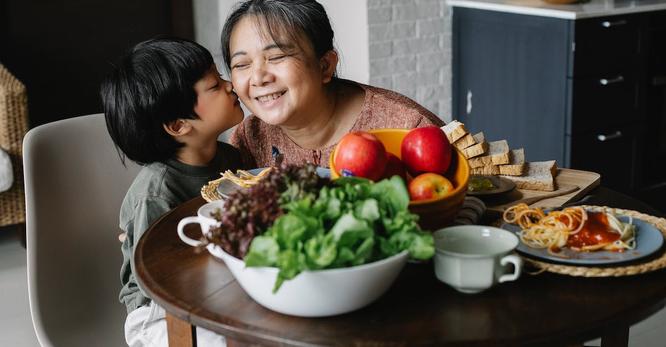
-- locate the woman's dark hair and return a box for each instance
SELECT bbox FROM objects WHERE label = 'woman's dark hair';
[221,0,335,71]
[100,37,213,165]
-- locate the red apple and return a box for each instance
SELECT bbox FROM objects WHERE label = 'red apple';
[401,126,452,176]
[334,131,388,181]
[408,173,454,201]
[382,153,408,181]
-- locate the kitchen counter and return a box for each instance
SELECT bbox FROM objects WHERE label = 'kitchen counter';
[447,0,666,19]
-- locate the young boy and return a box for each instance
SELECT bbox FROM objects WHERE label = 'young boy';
[100,38,243,346]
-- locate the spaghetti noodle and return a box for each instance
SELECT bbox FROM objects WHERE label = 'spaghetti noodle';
[220,168,272,188]
[503,203,636,255]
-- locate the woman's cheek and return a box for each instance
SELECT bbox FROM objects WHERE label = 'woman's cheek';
[232,82,251,106]
[231,70,248,91]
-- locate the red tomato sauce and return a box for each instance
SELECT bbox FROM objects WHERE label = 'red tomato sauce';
[566,212,620,249]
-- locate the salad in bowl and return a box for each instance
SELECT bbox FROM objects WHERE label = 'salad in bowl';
[180,162,434,316]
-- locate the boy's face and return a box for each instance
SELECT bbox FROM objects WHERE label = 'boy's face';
[192,65,244,137]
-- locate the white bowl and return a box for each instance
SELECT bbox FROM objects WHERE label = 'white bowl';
[207,245,409,317]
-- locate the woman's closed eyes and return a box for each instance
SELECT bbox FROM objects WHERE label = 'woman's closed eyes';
[231,54,291,70]
[268,54,287,62]
[231,62,249,70]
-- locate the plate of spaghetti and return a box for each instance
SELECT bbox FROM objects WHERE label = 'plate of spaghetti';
[500,203,664,265]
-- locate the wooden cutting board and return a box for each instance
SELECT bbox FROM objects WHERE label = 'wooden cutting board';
[483,168,601,214]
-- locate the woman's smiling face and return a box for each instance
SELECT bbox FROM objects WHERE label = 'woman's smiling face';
[229,15,330,127]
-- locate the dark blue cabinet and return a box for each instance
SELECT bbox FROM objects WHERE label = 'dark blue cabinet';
[452,8,665,196]
[453,9,570,166]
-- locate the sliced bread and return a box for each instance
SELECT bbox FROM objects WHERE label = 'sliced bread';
[462,132,488,159]
[441,120,468,144]
[498,148,526,176]
[453,133,476,150]
[467,140,510,168]
[502,160,558,191]
[470,165,499,176]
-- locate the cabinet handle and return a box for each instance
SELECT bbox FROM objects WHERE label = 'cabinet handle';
[601,19,627,28]
[599,76,624,85]
[597,131,623,142]
[653,76,666,86]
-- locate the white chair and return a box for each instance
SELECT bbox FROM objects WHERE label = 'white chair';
[23,114,141,347]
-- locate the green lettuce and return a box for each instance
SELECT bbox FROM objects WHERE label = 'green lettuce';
[244,175,435,292]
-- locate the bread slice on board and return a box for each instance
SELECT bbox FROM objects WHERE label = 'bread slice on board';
[502,160,558,191]
[499,148,526,176]
[471,165,499,176]
[467,140,510,168]
[462,132,488,159]
[453,133,476,150]
[441,121,468,144]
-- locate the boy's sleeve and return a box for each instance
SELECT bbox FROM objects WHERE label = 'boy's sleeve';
[128,197,173,286]
[131,197,173,244]
[119,196,174,309]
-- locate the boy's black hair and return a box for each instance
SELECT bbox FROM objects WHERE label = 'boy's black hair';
[100,37,214,165]
[221,0,335,72]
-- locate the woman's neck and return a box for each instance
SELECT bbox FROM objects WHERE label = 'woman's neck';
[281,82,364,150]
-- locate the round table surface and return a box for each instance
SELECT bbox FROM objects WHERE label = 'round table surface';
[135,189,666,346]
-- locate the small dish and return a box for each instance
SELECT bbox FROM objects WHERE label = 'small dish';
[215,169,261,199]
[216,167,331,199]
[467,175,516,197]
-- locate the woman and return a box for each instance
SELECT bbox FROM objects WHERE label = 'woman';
[223,0,444,168]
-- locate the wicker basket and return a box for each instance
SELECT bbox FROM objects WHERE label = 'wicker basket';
[0,64,29,227]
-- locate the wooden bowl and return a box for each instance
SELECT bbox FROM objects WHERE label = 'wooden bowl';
[330,129,470,231]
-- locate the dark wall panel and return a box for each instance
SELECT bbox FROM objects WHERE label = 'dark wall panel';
[0,0,193,128]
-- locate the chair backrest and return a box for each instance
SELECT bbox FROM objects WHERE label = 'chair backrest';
[23,114,141,347]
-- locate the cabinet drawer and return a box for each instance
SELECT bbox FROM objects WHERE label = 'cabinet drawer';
[570,125,638,192]
[648,10,666,30]
[573,15,641,77]
[570,73,640,133]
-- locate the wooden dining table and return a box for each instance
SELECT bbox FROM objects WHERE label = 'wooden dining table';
[134,186,666,347]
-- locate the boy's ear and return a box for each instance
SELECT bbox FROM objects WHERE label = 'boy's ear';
[320,50,338,84]
[163,119,193,137]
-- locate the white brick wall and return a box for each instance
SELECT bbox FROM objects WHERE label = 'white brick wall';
[368,0,452,122]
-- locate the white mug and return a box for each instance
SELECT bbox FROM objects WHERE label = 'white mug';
[433,225,522,294]
[177,200,225,247]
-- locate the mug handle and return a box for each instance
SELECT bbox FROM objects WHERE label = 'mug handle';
[498,254,523,283]
[177,216,208,247]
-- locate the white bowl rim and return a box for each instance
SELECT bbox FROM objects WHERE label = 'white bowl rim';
[210,244,409,274]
